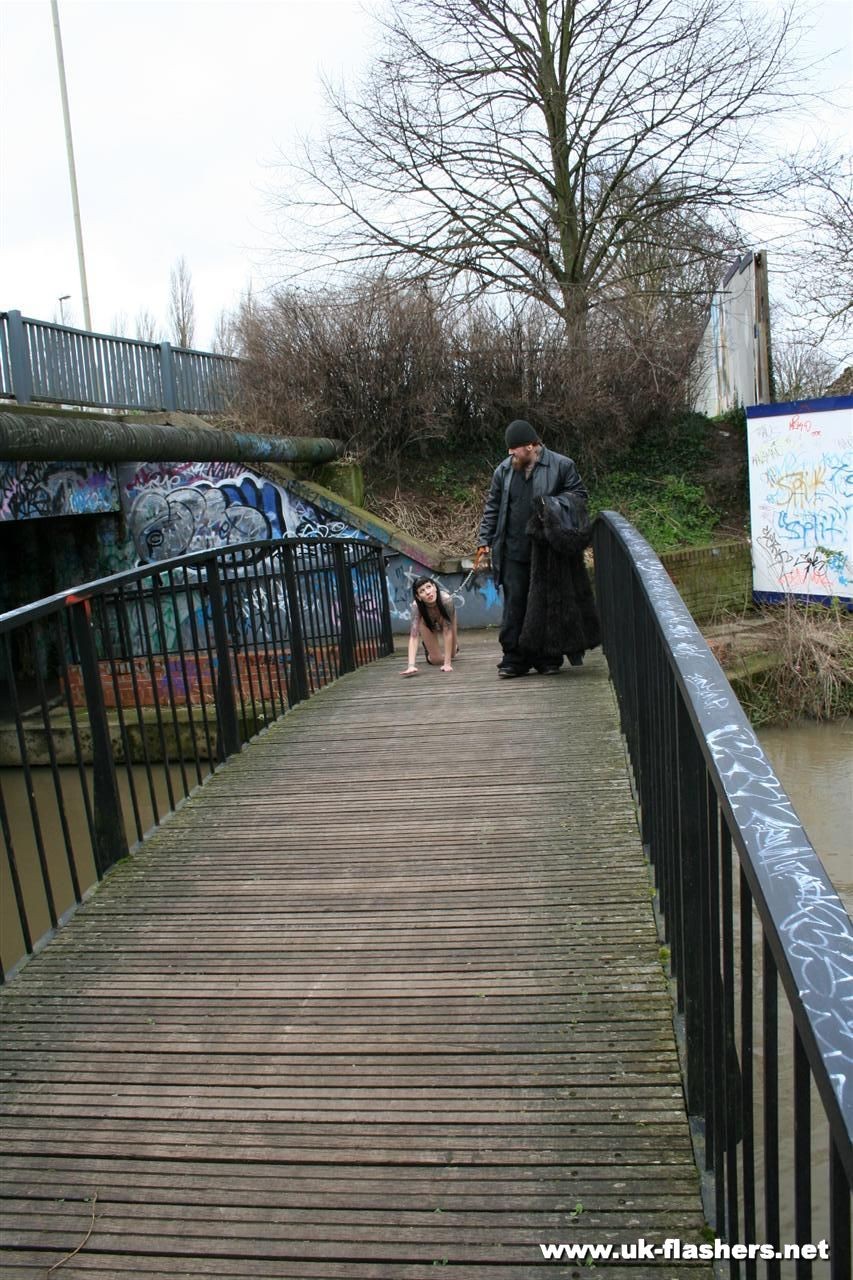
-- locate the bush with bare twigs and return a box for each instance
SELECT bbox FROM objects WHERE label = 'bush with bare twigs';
[737,601,853,726]
[233,279,710,481]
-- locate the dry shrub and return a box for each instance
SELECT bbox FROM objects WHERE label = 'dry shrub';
[368,490,483,557]
[749,600,853,724]
[232,275,708,479]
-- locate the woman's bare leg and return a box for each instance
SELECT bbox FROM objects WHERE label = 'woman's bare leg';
[421,624,443,666]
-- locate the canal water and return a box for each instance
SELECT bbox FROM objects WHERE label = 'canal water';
[758,717,852,912]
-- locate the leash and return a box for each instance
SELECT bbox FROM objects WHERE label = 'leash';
[460,546,491,591]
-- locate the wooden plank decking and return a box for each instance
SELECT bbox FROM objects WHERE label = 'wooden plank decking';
[0,632,712,1278]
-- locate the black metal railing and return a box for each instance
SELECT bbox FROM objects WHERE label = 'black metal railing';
[0,311,241,412]
[594,511,852,1278]
[0,537,393,980]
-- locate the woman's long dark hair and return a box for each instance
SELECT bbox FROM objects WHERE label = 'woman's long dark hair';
[412,576,452,632]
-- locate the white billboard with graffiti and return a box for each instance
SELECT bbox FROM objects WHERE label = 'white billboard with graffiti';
[746,396,853,604]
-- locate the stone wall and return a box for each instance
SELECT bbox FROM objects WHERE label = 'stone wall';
[659,541,752,623]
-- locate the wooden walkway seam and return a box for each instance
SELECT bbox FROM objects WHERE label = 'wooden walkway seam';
[0,631,712,1278]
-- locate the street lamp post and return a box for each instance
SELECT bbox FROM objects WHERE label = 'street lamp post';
[50,0,92,331]
[58,295,70,325]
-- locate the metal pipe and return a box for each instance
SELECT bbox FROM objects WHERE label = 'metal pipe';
[0,412,345,464]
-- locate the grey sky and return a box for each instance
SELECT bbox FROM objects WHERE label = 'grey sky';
[1,0,381,345]
[1,0,850,351]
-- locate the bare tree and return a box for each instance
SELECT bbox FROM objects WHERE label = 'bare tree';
[784,150,852,347]
[168,256,196,348]
[274,0,810,342]
[772,333,836,401]
[135,308,160,342]
[211,307,239,356]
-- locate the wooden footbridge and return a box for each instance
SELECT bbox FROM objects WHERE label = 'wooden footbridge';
[0,633,710,1277]
[2,525,850,1278]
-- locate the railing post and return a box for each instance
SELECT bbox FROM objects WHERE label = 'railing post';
[159,341,178,410]
[281,545,311,705]
[204,557,241,759]
[68,600,128,876]
[378,551,395,655]
[676,693,707,1122]
[6,311,33,404]
[332,542,357,674]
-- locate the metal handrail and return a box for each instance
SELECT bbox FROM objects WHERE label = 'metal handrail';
[0,310,241,412]
[0,537,394,981]
[594,510,852,1276]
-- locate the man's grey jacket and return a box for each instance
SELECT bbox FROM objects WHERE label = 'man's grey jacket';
[477,446,587,584]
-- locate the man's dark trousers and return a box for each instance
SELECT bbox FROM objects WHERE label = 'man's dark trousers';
[499,557,533,672]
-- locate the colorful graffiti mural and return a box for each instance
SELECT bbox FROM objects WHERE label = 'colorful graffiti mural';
[117,462,364,563]
[747,398,852,604]
[0,461,119,522]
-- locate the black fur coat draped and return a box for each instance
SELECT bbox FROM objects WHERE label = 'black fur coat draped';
[519,495,601,659]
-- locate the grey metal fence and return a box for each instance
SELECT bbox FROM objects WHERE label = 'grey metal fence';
[0,311,241,413]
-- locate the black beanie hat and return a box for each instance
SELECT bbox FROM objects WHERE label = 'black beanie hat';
[505,419,540,448]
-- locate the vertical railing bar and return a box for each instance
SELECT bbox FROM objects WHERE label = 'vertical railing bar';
[32,616,81,903]
[136,580,176,814]
[333,545,347,671]
[258,556,287,718]
[281,543,310,706]
[124,582,160,827]
[763,938,781,1280]
[203,555,241,761]
[317,545,338,685]
[720,823,740,1251]
[164,568,204,787]
[182,578,216,774]
[0,771,33,964]
[97,594,143,844]
[829,1135,851,1280]
[52,610,98,856]
[706,781,724,1212]
[268,555,290,717]
[365,549,384,659]
[793,1027,812,1279]
[150,574,190,799]
[241,552,268,732]
[2,629,57,928]
[222,551,251,741]
[740,870,757,1280]
[67,600,128,877]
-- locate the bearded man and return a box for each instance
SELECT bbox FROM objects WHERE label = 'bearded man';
[477,419,597,678]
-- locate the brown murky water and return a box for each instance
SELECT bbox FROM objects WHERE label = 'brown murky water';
[759,718,852,912]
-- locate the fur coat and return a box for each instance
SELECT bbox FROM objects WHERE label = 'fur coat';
[519,495,601,659]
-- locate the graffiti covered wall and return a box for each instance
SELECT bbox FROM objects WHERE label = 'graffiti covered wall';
[118,460,505,632]
[746,397,853,604]
[117,461,364,561]
[0,461,119,521]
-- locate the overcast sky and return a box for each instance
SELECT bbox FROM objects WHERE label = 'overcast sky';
[0,0,385,346]
[1,0,851,351]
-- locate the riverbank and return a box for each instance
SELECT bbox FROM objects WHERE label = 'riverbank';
[703,603,853,726]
